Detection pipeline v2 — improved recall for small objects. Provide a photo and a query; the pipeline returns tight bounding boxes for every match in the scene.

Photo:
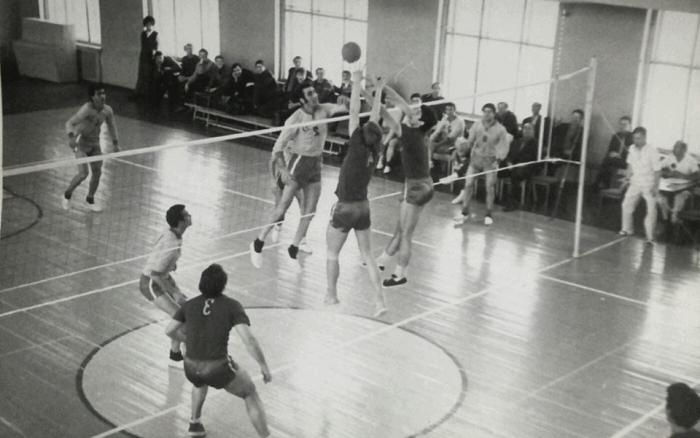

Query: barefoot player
[325,71,391,316]
[140,204,191,364]
[250,82,348,268]
[62,83,119,212]
[166,264,272,437]
[376,86,434,287]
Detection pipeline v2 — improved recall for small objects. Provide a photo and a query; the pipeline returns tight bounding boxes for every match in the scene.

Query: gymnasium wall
[554,2,646,166]
[99,0,143,89]
[0,0,39,81]
[219,0,277,76]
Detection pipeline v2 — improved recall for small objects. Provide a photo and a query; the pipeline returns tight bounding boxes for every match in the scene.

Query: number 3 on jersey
[202,298,215,315]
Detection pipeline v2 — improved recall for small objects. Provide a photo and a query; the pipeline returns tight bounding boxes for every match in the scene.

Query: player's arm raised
[235,324,272,383]
[348,70,363,134]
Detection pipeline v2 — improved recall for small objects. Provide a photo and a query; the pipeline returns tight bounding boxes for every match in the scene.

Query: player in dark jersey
[376,86,434,287]
[166,264,272,437]
[325,71,394,316]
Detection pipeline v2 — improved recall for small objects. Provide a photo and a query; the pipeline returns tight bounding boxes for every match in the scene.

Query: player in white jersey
[62,84,119,212]
[250,80,348,268]
[139,204,192,363]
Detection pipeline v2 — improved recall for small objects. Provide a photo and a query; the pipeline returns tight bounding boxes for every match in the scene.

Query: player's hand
[280,168,293,185]
[112,140,120,153]
[374,76,387,89]
[261,365,272,383]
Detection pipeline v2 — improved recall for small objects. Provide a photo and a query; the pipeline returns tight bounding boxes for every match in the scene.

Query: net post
[573,57,598,257]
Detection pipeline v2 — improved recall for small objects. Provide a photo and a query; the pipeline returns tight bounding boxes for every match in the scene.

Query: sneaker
[61,196,71,210]
[383,165,391,174]
[86,199,102,212]
[169,350,184,361]
[288,244,299,260]
[618,230,630,236]
[383,275,407,287]
[250,239,264,268]
[453,214,467,225]
[375,155,384,170]
[270,223,282,243]
[484,215,493,226]
[644,239,655,246]
[298,238,313,254]
[451,191,465,205]
[188,421,206,437]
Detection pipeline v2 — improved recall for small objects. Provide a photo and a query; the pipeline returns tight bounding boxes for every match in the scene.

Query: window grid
[39,0,100,45]
[441,0,557,117]
[282,0,368,83]
[145,0,220,58]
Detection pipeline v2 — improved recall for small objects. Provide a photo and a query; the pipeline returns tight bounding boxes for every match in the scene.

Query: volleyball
[342,42,362,63]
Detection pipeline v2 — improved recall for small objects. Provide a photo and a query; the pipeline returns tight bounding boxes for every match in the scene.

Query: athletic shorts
[76,140,101,157]
[469,154,499,172]
[184,356,239,389]
[139,274,177,301]
[330,200,371,232]
[287,154,322,187]
[402,177,434,206]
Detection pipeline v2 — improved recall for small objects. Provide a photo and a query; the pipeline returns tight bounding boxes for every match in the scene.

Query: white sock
[377,251,391,266]
[393,265,406,279]
[191,417,201,424]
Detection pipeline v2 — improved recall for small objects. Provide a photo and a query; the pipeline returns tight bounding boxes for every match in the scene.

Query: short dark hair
[573,109,584,118]
[215,55,223,61]
[199,264,228,298]
[620,115,631,122]
[255,59,265,66]
[482,103,496,113]
[294,79,315,102]
[293,56,302,61]
[143,15,155,26]
[88,83,105,99]
[342,70,351,76]
[166,204,186,228]
[632,126,647,136]
[431,82,440,88]
[294,67,306,76]
[667,383,700,429]
[410,93,421,100]
[154,51,163,57]
[231,62,241,70]
[199,48,208,56]
[445,102,456,110]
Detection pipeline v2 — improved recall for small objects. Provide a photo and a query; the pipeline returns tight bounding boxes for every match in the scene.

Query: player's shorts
[468,153,499,172]
[184,356,239,389]
[76,140,101,157]
[139,273,177,301]
[330,200,371,232]
[287,154,322,187]
[402,177,434,206]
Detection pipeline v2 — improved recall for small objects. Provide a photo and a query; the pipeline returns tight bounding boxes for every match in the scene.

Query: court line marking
[89,235,626,438]
[538,275,651,306]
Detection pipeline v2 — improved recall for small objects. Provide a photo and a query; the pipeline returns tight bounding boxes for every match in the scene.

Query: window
[144,0,220,58]
[39,0,101,45]
[641,11,700,153]
[440,0,558,118]
[282,0,368,83]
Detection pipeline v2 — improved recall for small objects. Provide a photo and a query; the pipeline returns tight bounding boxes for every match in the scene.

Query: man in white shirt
[429,102,465,155]
[657,141,700,224]
[620,127,662,243]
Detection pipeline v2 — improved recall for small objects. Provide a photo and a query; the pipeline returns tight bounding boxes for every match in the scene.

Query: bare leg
[397,202,423,272]
[355,229,387,315]
[460,165,478,215]
[292,181,322,247]
[226,369,270,437]
[325,223,349,304]
[257,180,301,241]
[485,171,497,213]
[65,160,89,198]
[190,385,208,422]
[87,160,103,199]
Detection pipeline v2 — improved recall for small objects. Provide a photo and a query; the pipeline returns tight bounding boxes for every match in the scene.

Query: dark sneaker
[383,275,407,287]
[188,421,206,437]
[288,244,299,259]
[169,350,183,362]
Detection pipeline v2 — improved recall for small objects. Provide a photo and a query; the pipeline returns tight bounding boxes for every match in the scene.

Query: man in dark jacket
[284,56,312,93]
[253,60,279,118]
[496,101,519,138]
[502,122,538,211]
[148,51,182,109]
[220,63,255,114]
[594,115,633,190]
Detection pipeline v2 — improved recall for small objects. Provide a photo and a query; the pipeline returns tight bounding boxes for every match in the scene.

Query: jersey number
[202,298,215,316]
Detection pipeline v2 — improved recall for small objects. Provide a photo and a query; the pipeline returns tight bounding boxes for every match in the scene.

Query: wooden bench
[184,102,347,155]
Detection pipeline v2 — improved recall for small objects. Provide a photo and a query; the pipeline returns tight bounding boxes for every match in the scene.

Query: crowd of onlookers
[133,15,700,240]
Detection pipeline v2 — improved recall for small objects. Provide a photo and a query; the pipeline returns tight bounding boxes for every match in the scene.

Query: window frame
[38,0,101,45]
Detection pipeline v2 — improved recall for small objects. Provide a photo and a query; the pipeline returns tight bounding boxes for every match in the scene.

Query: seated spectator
[178,43,199,82]
[313,67,335,103]
[594,115,633,191]
[450,137,470,180]
[552,109,584,162]
[496,102,519,137]
[206,55,230,93]
[147,51,182,110]
[337,70,353,99]
[286,68,307,109]
[429,102,465,155]
[253,59,279,118]
[184,49,217,98]
[666,382,700,437]
[421,82,446,120]
[522,102,550,146]
[657,141,700,224]
[285,56,313,94]
[501,122,539,211]
[219,63,255,114]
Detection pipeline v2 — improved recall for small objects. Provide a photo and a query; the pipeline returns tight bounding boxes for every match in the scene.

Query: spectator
[429,102,465,155]
[148,51,181,110]
[206,55,229,93]
[502,122,539,211]
[449,137,470,182]
[220,63,255,115]
[522,102,550,145]
[135,15,158,99]
[313,67,335,103]
[253,60,279,117]
[560,109,584,161]
[184,49,217,98]
[286,68,307,108]
[496,102,519,138]
[619,126,661,244]
[410,93,437,132]
[337,70,353,99]
[666,383,700,438]
[178,44,199,79]
[421,82,446,120]
[594,115,633,191]
[657,141,700,224]
[285,56,312,93]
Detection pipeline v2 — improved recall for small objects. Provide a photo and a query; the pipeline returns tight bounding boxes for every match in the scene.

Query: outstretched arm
[382,86,412,120]
[236,324,272,383]
[349,70,363,134]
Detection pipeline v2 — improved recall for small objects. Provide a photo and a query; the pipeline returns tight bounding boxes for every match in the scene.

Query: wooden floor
[1,108,699,438]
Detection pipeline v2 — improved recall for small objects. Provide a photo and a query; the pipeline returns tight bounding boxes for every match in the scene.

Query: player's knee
[237,376,257,398]
[91,166,102,178]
